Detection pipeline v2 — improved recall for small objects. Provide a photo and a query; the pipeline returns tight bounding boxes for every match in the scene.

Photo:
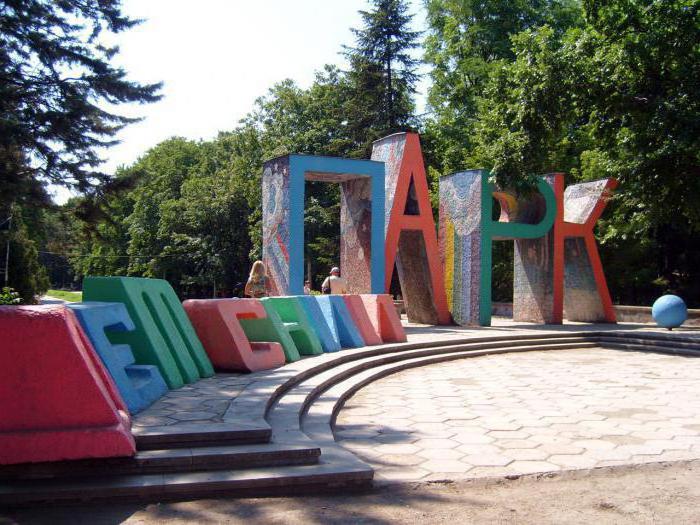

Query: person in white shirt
[321,266,348,294]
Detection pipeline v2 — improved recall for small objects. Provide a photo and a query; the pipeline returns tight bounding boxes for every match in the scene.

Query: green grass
[46,289,83,302]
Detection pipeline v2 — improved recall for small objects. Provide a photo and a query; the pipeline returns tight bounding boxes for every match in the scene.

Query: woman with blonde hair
[244,260,270,298]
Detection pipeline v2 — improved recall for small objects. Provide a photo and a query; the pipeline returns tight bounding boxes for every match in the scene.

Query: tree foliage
[428,0,700,305]
[423,0,582,172]
[0,0,161,195]
[344,0,421,156]
[0,204,49,303]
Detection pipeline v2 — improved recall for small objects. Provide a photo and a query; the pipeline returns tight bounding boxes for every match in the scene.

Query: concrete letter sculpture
[440,171,616,326]
[295,295,342,353]
[183,298,286,372]
[238,301,302,363]
[358,294,407,343]
[0,305,135,465]
[372,132,450,325]
[343,295,383,346]
[314,295,365,348]
[68,302,168,414]
[262,155,385,296]
[260,297,324,356]
[82,276,214,389]
[439,170,556,326]
[553,176,617,323]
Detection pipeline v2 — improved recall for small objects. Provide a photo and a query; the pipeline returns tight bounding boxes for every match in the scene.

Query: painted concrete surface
[335,346,700,481]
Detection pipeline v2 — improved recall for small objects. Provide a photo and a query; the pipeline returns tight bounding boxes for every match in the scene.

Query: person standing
[321,266,348,295]
[245,260,270,298]
[304,280,313,295]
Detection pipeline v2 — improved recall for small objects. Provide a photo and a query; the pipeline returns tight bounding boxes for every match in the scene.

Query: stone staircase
[1,328,699,505]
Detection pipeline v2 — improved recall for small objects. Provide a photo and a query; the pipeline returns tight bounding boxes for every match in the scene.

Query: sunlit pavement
[336,345,700,481]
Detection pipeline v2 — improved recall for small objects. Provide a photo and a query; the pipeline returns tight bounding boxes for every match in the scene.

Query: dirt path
[3,460,699,524]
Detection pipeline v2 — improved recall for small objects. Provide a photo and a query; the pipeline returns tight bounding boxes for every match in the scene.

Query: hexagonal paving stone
[420,459,472,473]
[417,448,465,460]
[496,439,539,449]
[379,454,426,467]
[374,443,421,455]
[451,432,494,445]
[414,438,459,450]
[334,346,700,483]
[463,454,513,467]
[502,448,550,461]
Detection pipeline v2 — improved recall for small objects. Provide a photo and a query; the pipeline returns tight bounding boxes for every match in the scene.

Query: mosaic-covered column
[556,178,618,323]
[262,156,291,296]
[439,170,556,326]
[262,154,385,296]
[511,174,557,324]
[372,132,451,325]
[439,170,484,326]
[340,178,373,293]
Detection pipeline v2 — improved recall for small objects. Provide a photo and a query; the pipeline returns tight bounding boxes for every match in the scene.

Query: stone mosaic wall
[372,133,451,325]
[262,156,291,296]
[371,133,405,235]
[560,179,616,322]
[438,170,483,325]
[512,176,556,324]
[340,178,373,293]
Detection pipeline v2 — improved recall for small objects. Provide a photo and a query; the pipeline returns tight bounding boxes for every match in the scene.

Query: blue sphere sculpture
[651,295,687,329]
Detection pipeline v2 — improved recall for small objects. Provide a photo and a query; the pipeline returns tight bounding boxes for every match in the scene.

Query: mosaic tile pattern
[340,178,373,293]
[438,170,484,325]
[262,157,291,296]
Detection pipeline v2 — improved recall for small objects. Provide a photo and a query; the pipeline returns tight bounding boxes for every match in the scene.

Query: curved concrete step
[225,331,604,434]
[0,460,372,506]
[262,337,594,485]
[0,443,321,481]
[133,421,271,450]
[267,338,594,448]
[299,341,598,445]
[599,340,700,357]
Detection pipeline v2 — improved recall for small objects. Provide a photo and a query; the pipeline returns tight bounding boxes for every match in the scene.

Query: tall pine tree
[344,0,421,156]
[0,0,162,198]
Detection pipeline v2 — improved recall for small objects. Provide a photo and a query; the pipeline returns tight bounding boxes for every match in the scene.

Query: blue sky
[52,0,429,203]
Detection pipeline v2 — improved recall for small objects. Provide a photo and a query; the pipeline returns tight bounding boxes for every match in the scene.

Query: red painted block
[343,295,383,346]
[0,305,135,465]
[182,298,286,372]
[358,294,407,343]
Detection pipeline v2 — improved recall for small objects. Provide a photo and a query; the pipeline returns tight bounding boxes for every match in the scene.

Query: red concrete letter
[343,295,383,346]
[359,294,407,343]
[0,305,135,465]
[183,298,286,372]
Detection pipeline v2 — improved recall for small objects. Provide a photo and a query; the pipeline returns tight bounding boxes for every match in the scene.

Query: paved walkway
[131,319,700,483]
[132,320,699,430]
[335,346,700,481]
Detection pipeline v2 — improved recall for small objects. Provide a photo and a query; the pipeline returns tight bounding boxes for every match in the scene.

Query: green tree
[465,0,700,305]
[423,0,582,172]
[344,0,421,156]
[0,0,161,196]
[1,205,49,303]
